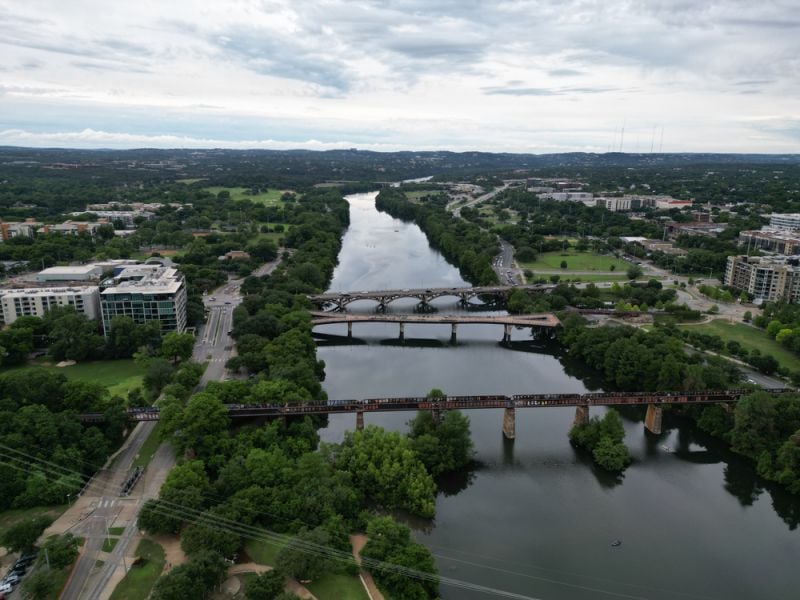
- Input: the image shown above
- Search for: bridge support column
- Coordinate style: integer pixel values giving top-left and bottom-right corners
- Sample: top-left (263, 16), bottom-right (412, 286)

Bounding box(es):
top-left (356, 411), bottom-right (364, 431)
top-left (644, 405), bottom-right (663, 435)
top-left (450, 323), bottom-right (457, 344)
top-left (399, 322), bottom-right (405, 341)
top-left (502, 407), bottom-right (516, 440)
top-left (502, 324), bottom-right (512, 343)
top-left (432, 408), bottom-right (441, 426)
top-left (347, 322), bottom-right (353, 338)
top-left (573, 405), bottom-right (589, 427)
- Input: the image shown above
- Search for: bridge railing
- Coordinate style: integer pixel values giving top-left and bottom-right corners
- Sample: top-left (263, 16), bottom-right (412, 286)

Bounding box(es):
top-left (76, 388), bottom-right (793, 423)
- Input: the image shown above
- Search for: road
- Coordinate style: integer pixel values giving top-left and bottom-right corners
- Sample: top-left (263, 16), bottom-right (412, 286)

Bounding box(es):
top-left (58, 421), bottom-right (157, 600)
top-left (56, 253), bottom-right (285, 599)
top-left (448, 184), bottom-right (508, 217)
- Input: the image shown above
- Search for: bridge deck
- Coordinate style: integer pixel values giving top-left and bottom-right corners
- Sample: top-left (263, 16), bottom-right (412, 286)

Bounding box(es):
top-left (79, 389), bottom-right (788, 423)
top-left (309, 284), bottom-right (553, 302)
top-left (309, 312), bottom-right (561, 327)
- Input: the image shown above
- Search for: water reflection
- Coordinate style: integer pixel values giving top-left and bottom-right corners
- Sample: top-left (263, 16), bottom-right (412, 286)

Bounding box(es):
top-left (316, 191), bottom-right (800, 600)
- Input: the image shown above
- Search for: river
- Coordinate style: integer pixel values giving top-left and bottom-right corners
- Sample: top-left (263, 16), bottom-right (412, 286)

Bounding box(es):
top-left (315, 192), bottom-right (800, 600)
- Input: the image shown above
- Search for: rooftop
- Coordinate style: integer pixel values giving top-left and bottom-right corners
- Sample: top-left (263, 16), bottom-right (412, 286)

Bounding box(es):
top-left (2, 286), bottom-right (99, 297)
top-left (101, 266), bottom-right (183, 295)
top-left (38, 265), bottom-right (102, 275)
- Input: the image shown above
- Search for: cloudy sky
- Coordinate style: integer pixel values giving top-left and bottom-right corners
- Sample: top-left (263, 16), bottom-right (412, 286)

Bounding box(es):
top-left (0, 0), bottom-right (798, 153)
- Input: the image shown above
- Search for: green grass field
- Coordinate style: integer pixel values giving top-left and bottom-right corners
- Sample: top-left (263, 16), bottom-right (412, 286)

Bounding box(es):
top-left (680, 319), bottom-right (800, 372)
top-left (0, 505), bottom-right (66, 541)
top-left (543, 274), bottom-right (630, 283)
top-left (205, 186), bottom-right (291, 206)
top-left (176, 178), bottom-right (206, 185)
top-left (102, 537), bottom-right (119, 552)
top-left (306, 573), bottom-right (369, 600)
top-left (109, 538), bottom-right (165, 600)
top-left (244, 538), bottom-right (287, 566)
top-left (132, 422), bottom-right (165, 469)
top-left (519, 250), bottom-right (629, 272)
top-left (0, 359), bottom-right (145, 397)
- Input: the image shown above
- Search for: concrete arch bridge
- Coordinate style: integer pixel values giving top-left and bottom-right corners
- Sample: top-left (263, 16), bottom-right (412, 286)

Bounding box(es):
top-left (308, 284), bottom-right (554, 311)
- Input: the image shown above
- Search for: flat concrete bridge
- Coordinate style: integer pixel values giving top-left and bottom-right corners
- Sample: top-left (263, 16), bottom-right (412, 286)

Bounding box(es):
top-left (310, 311), bottom-right (561, 341)
top-left (308, 284), bottom-right (554, 311)
top-left (81, 388), bottom-right (785, 439)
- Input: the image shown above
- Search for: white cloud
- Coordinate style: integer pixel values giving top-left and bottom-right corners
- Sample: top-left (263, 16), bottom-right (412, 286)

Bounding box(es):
top-left (0, 0), bottom-right (798, 152)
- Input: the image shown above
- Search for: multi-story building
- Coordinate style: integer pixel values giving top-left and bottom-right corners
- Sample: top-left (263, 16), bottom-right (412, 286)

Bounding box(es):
top-left (724, 255), bottom-right (800, 303)
top-left (40, 221), bottom-right (109, 236)
top-left (99, 265), bottom-right (187, 335)
top-left (769, 213), bottom-right (800, 231)
top-left (0, 219), bottom-right (42, 241)
top-left (738, 229), bottom-right (800, 255)
top-left (538, 191), bottom-right (594, 202)
top-left (0, 286), bottom-right (100, 324)
top-left (596, 196), bottom-right (633, 212)
top-left (35, 265), bottom-right (104, 282)
top-left (72, 210), bottom-right (154, 229)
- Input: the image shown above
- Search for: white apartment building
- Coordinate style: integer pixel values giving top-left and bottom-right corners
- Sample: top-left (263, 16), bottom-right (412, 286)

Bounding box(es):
top-left (0, 287), bottom-right (100, 324)
top-left (769, 214), bottom-right (800, 231)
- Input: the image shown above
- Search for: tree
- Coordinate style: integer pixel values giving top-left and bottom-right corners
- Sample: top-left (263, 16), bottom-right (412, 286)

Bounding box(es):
top-left (1, 516), bottom-right (52, 552)
top-left (408, 410), bottom-right (474, 476)
top-left (38, 534), bottom-right (79, 569)
top-left (20, 569), bottom-right (57, 600)
top-left (143, 358), bottom-right (175, 396)
top-left (160, 332), bottom-right (195, 364)
top-left (361, 516), bottom-right (438, 599)
top-left (246, 570), bottom-right (286, 599)
top-left (627, 264), bottom-right (643, 280)
top-left (560, 260), bottom-right (568, 269)
top-left (336, 426), bottom-right (436, 518)
top-left (592, 437), bottom-right (631, 471)
top-left (276, 527), bottom-right (334, 581)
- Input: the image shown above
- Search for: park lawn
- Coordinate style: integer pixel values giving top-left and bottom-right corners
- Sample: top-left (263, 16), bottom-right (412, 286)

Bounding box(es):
top-left (306, 573), bottom-right (369, 600)
top-left (405, 190), bottom-right (441, 202)
top-left (0, 359), bottom-right (145, 397)
top-left (109, 538), bottom-right (165, 600)
top-left (204, 186), bottom-right (290, 206)
top-left (244, 538), bottom-right (287, 566)
top-left (176, 178), bottom-right (206, 185)
top-left (0, 505), bottom-right (66, 541)
top-left (520, 250), bottom-right (629, 272)
top-left (548, 274), bottom-right (630, 283)
top-left (680, 319), bottom-right (800, 372)
top-left (132, 422), bottom-right (165, 469)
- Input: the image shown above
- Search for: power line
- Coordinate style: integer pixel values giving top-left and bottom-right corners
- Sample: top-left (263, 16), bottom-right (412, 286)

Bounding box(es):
top-left (0, 446), bottom-right (540, 600)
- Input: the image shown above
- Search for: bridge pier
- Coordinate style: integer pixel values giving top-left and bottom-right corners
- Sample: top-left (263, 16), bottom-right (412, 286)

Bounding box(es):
top-left (502, 407), bottom-right (516, 439)
top-left (432, 408), bottom-right (441, 426)
top-left (450, 323), bottom-right (457, 344)
top-left (399, 322), bottom-right (405, 341)
top-left (644, 405), bottom-right (663, 434)
top-left (502, 324), bottom-right (512, 343)
top-left (347, 321), bottom-right (353, 338)
top-left (573, 405), bottom-right (589, 427)
top-left (356, 411), bottom-right (364, 431)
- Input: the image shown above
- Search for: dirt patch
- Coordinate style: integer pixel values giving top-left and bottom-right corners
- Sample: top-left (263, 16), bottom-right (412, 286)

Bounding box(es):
top-left (149, 534), bottom-right (187, 572)
top-left (350, 534), bottom-right (384, 600)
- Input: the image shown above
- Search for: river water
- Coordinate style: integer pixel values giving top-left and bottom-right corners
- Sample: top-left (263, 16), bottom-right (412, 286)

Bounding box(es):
top-left (315, 192), bottom-right (800, 600)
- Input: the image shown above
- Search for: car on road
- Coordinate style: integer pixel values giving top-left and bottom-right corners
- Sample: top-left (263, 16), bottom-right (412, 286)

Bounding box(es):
top-left (0, 582), bottom-right (12, 594)
top-left (225, 301), bottom-right (231, 305)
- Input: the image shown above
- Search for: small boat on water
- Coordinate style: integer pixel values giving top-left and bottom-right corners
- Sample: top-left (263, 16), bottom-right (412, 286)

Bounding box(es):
top-left (611, 540), bottom-right (622, 547)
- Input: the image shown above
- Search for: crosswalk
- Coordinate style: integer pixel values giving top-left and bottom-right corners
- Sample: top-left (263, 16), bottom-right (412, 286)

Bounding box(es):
top-left (97, 498), bottom-right (116, 509)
